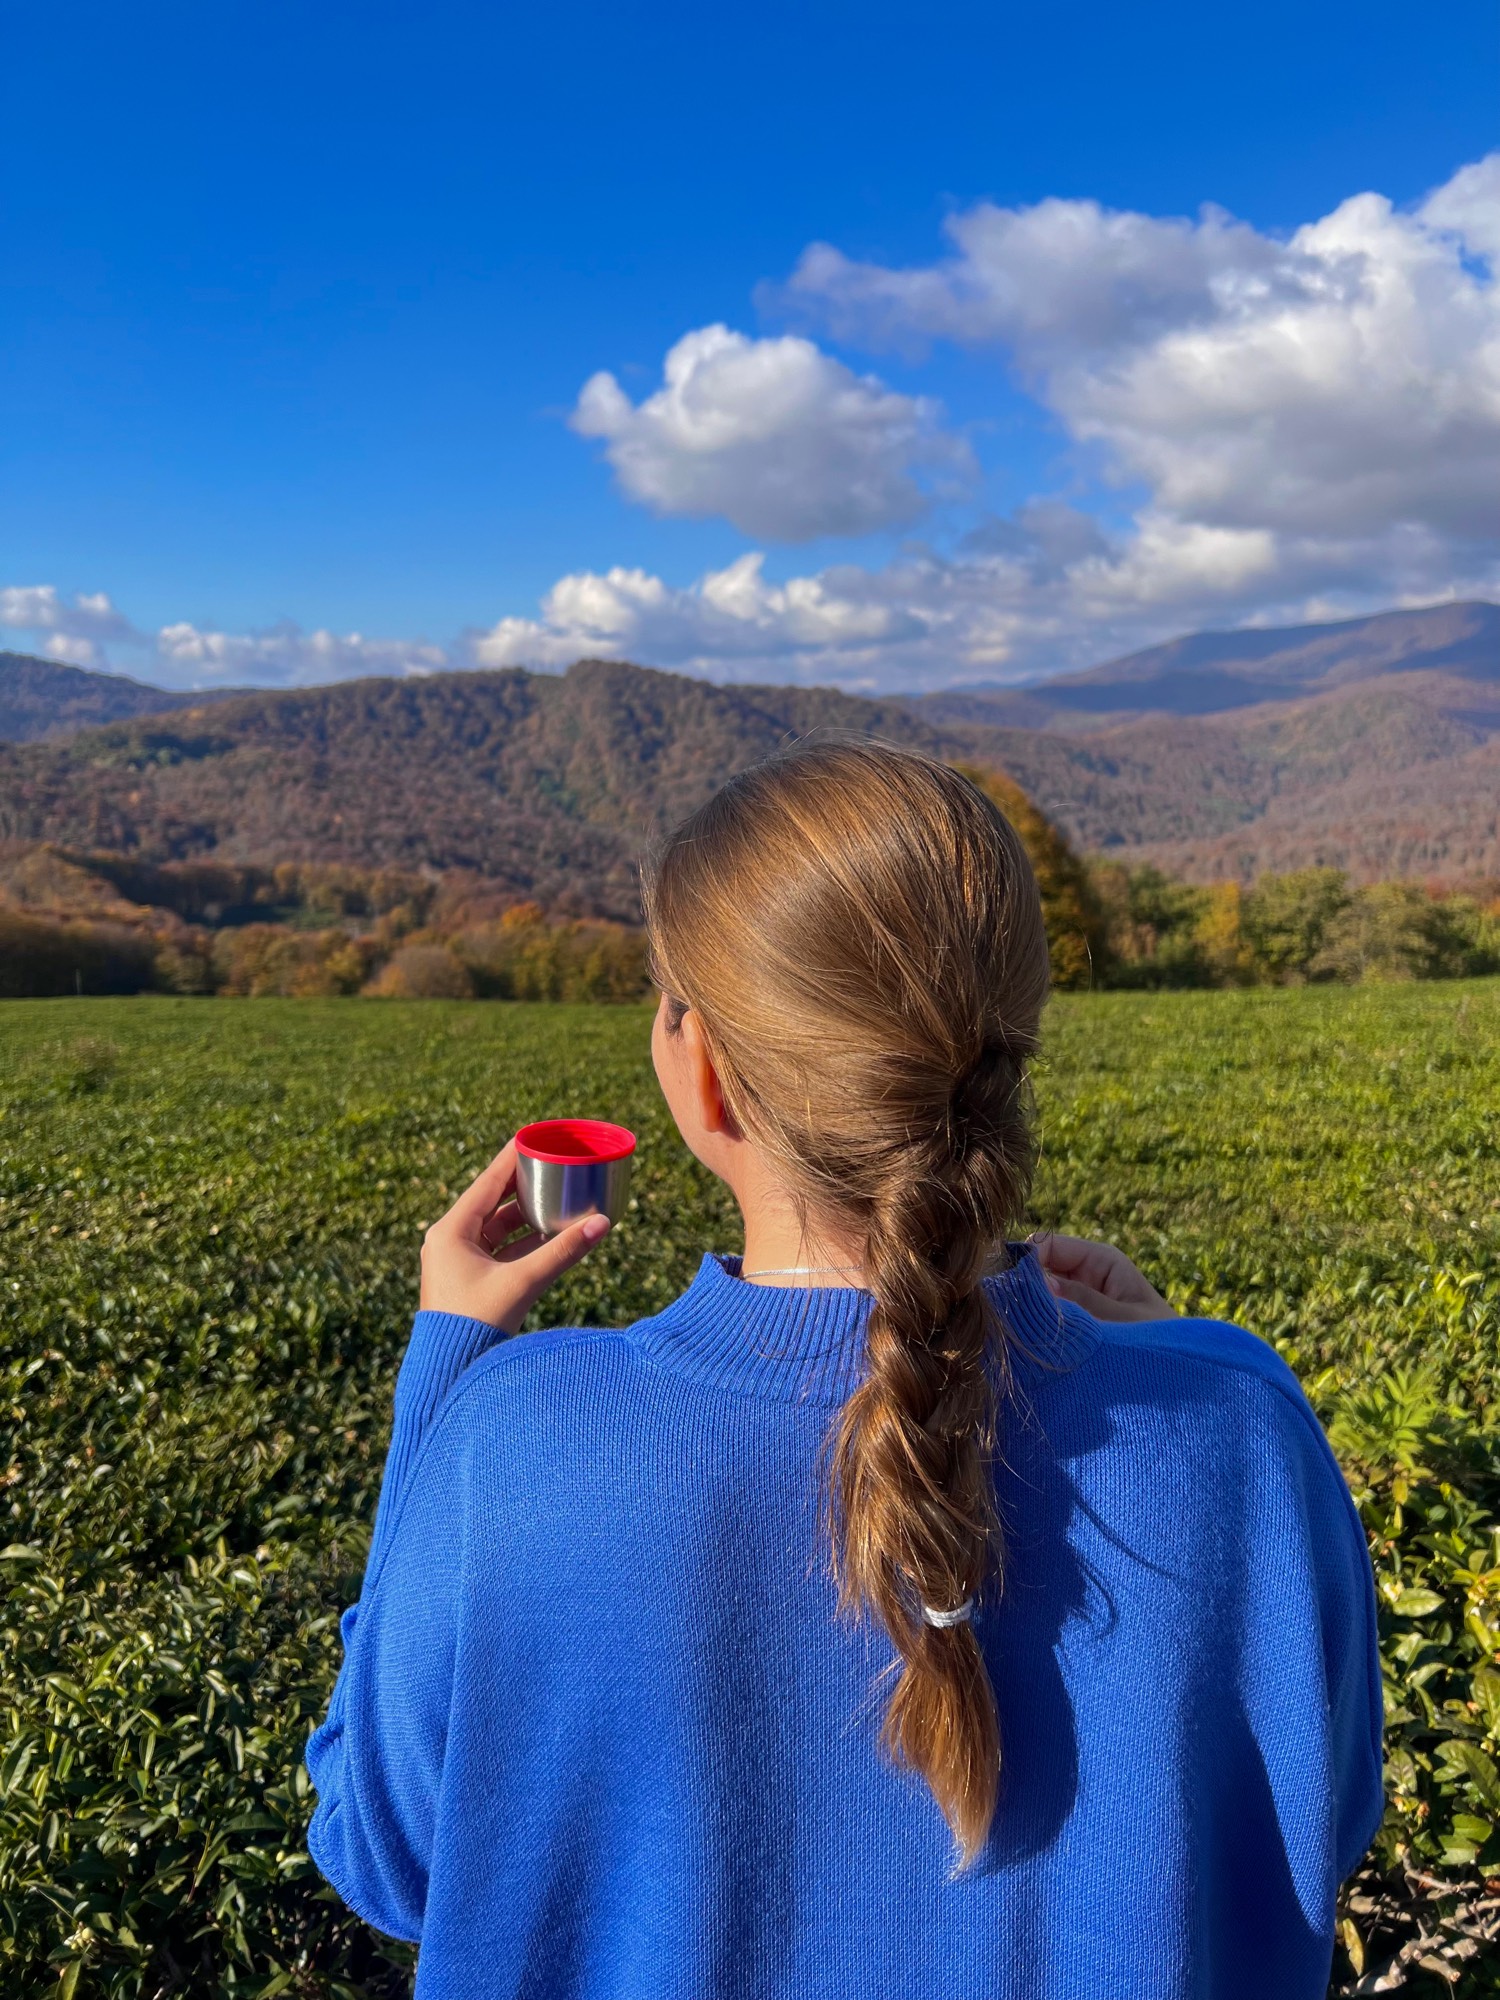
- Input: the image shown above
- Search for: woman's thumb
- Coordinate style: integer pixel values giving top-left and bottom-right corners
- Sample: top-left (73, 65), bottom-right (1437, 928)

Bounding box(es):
top-left (528, 1212), bottom-right (611, 1286)
top-left (492, 1212), bottom-right (612, 1333)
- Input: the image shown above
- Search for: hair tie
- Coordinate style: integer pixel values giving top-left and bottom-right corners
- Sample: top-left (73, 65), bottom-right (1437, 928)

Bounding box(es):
top-left (921, 1598), bottom-right (974, 1629)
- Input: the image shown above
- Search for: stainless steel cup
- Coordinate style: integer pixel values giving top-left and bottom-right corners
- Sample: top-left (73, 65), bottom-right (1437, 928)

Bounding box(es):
top-left (514, 1119), bottom-right (636, 1236)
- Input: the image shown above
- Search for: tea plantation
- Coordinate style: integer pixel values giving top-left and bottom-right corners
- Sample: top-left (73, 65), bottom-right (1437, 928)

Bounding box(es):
top-left (3, 987), bottom-right (1499, 1997)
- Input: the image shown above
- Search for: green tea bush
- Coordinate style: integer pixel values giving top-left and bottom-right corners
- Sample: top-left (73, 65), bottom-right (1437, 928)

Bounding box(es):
top-left (2, 988), bottom-right (1499, 1995)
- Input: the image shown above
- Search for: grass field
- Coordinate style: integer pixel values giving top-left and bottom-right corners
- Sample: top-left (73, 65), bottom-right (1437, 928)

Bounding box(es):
top-left (4, 987), bottom-right (1500, 1996)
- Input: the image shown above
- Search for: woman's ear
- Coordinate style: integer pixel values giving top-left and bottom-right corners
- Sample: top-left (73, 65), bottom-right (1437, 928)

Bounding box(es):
top-left (681, 1009), bottom-right (736, 1137)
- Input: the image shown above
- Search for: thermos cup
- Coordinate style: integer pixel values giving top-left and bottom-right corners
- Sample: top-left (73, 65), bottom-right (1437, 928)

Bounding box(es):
top-left (514, 1118), bottom-right (636, 1236)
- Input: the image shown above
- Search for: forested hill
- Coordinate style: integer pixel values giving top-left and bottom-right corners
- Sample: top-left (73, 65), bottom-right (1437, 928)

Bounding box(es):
top-left (2, 606), bottom-right (1500, 895)
top-left (0, 661), bottom-right (991, 921)
top-left (0, 652), bottom-right (226, 742)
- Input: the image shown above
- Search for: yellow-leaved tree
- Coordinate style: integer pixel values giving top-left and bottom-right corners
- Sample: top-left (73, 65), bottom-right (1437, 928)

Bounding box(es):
top-left (955, 765), bottom-right (1108, 991)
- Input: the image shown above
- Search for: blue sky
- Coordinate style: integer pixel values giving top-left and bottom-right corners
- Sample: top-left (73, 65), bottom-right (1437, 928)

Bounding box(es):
top-left (4, 0), bottom-right (1498, 691)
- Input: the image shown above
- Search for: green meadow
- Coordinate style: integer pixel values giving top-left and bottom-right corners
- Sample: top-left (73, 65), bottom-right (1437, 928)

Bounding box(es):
top-left (3, 987), bottom-right (1499, 1996)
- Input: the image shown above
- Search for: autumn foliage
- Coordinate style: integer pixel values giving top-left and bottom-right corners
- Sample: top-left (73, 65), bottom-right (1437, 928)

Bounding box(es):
top-left (1, 766), bottom-right (1497, 1003)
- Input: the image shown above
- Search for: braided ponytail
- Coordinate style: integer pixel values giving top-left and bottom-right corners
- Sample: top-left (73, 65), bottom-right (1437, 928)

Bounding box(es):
top-left (644, 739), bottom-right (1050, 1865)
top-left (830, 1040), bottom-right (1038, 1863)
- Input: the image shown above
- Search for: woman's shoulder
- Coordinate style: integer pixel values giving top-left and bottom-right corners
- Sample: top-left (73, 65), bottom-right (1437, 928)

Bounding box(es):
top-left (1028, 1311), bottom-right (1370, 1602)
top-left (1079, 1310), bottom-right (1355, 1502)
top-left (1093, 1310), bottom-right (1306, 1400)
top-left (1018, 1298), bottom-right (1334, 1463)
top-left (412, 1312), bottom-right (648, 1472)
top-left (989, 1263), bottom-right (1307, 1413)
top-left (433, 1318), bottom-right (644, 1434)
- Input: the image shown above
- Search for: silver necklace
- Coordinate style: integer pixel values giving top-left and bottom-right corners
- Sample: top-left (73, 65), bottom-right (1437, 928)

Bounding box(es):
top-left (739, 1262), bottom-right (866, 1279)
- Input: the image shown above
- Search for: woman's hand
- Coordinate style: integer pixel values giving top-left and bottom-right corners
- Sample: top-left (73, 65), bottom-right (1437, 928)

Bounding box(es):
top-left (1031, 1231), bottom-right (1178, 1323)
top-left (419, 1139), bottom-right (611, 1333)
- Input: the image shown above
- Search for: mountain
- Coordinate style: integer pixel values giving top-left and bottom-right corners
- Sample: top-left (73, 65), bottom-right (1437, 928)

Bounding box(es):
top-left (992, 670), bottom-right (1499, 881)
top-left (915, 601), bottom-right (1500, 729)
top-left (0, 662), bottom-right (973, 922)
top-left (1, 598), bottom-right (1497, 894)
top-left (1124, 672), bottom-right (1500, 882)
top-left (0, 652), bottom-right (223, 742)
top-left (9, 601), bottom-right (1495, 749)
top-left (917, 602), bottom-right (1500, 881)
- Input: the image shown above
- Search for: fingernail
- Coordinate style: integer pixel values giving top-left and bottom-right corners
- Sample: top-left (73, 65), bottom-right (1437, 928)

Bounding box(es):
top-left (580, 1215), bottom-right (611, 1242)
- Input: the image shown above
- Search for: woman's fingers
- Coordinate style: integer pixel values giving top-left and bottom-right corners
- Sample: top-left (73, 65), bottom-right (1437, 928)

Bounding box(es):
top-left (1031, 1229), bottom-right (1093, 1274)
top-left (1033, 1230), bottom-right (1125, 1295)
top-left (505, 1212), bottom-right (611, 1282)
top-left (421, 1184), bottom-right (613, 1328)
top-left (1046, 1271), bottom-right (1169, 1323)
top-left (1033, 1229), bottom-right (1166, 1308)
top-left (478, 1197), bottom-right (525, 1251)
top-left (486, 1214), bottom-right (612, 1331)
top-left (447, 1140), bottom-right (519, 1237)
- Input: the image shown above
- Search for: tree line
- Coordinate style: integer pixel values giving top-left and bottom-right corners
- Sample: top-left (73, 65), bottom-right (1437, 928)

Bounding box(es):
top-left (2, 771), bottom-right (1498, 1002)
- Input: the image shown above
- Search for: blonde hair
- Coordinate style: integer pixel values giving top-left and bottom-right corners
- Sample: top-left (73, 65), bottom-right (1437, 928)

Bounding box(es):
top-left (643, 737), bottom-right (1050, 1864)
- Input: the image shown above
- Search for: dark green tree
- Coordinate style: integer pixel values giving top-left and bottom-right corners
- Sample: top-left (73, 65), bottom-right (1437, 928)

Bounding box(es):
top-left (1241, 868), bottom-right (1351, 983)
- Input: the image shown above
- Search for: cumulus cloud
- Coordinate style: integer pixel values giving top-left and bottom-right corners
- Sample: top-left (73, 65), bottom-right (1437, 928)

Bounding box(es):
top-left (152, 621), bottom-right (449, 688)
top-left (471, 510), bottom-right (1498, 694)
top-left (0, 588), bottom-right (450, 689)
top-left (1422, 153), bottom-right (1500, 267)
top-left (470, 551), bottom-right (928, 676)
top-left (495, 152), bottom-right (1499, 687)
top-left (0, 585), bottom-right (139, 668)
top-left (571, 324), bottom-right (974, 541)
top-left (466, 518), bottom-right (1341, 690)
top-left (778, 156), bottom-right (1500, 554)
top-left (778, 202), bottom-right (1293, 358)
top-left (7, 158), bottom-right (1498, 699)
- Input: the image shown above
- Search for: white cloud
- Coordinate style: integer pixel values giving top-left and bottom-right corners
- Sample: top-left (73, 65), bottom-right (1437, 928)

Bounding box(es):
top-left (0, 585), bottom-right (139, 667)
top-left (471, 551), bottom-right (926, 677)
top-left (778, 157), bottom-right (1500, 556)
top-left (471, 509), bottom-right (1499, 695)
top-left (2, 587), bottom-right (450, 690)
top-left (6, 159), bottom-right (1498, 701)
top-left (1422, 153), bottom-right (1500, 267)
top-left (570, 324), bottom-right (973, 541)
top-left (42, 634), bottom-right (105, 667)
top-left (6, 514), bottom-right (1494, 702)
top-left (494, 153), bottom-right (1500, 688)
top-left (778, 201), bottom-right (1292, 359)
top-left (152, 621), bottom-right (448, 688)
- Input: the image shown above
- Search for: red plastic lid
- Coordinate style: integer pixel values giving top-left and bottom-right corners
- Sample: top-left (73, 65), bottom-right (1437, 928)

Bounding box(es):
top-left (515, 1118), bottom-right (637, 1165)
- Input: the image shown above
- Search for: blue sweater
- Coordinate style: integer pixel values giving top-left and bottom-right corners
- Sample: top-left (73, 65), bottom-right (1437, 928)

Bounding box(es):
top-left (307, 1246), bottom-right (1385, 2000)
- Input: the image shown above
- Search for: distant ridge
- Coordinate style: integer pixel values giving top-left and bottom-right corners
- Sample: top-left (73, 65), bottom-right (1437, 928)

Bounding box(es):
top-left (1, 599), bottom-right (1497, 890)
top-left (9, 601), bottom-right (1496, 746)
top-left (915, 601), bottom-right (1500, 729)
top-left (0, 651), bottom-right (240, 743)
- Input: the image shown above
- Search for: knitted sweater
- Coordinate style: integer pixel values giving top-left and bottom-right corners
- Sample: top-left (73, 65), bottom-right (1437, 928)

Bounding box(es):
top-left (306, 1245), bottom-right (1384, 2000)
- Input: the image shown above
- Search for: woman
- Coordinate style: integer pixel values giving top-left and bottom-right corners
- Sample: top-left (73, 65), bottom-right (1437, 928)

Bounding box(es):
top-left (307, 741), bottom-right (1383, 1999)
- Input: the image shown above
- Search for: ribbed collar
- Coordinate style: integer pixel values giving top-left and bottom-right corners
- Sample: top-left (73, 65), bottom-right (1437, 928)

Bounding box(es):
top-left (632, 1240), bottom-right (1098, 1405)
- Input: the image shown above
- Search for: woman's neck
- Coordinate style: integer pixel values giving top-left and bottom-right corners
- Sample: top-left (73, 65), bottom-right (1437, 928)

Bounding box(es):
top-left (732, 1158), bottom-right (866, 1287)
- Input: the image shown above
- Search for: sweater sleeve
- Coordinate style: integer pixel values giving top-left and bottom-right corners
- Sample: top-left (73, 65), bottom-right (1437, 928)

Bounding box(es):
top-left (364, 1308), bottom-right (508, 1581)
top-left (304, 1309), bottom-right (501, 1939)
